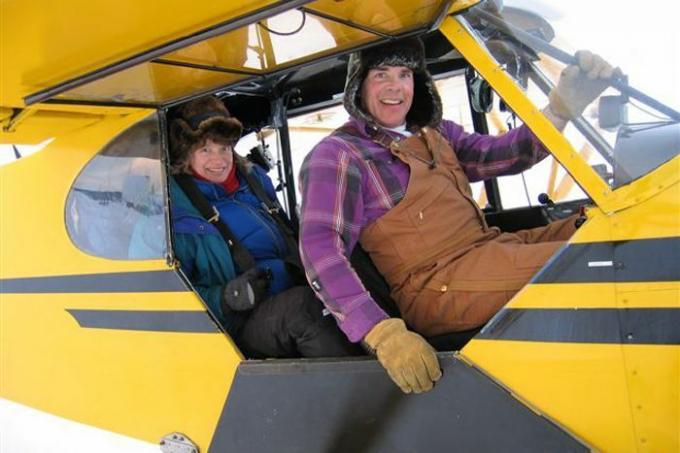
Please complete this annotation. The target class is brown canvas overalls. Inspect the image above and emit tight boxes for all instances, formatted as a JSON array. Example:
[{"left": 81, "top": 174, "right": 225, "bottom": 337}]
[{"left": 358, "top": 126, "right": 576, "bottom": 336}]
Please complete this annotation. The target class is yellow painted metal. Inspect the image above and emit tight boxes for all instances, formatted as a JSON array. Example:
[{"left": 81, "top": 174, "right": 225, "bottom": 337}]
[
  {"left": 24, "top": 104, "right": 144, "bottom": 116},
  {"left": 307, "top": 0, "right": 444, "bottom": 34},
  {"left": 0, "top": 108, "right": 12, "bottom": 122},
  {"left": 552, "top": 144, "right": 593, "bottom": 201},
  {"left": 55, "top": 62, "right": 245, "bottom": 105},
  {"left": 509, "top": 283, "right": 616, "bottom": 309},
  {"left": 0, "top": 291, "right": 241, "bottom": 449},
  {"left": 463, "top": 151, "right": 680, "bottom": 451},
  {"left": 0, "top": 105, "right": 151, "bottom": 140},
  {"left": 511, "top": 282, "right": 679, "bottom": 309},
  {"left": 0, "top": 110, "right": 105, "bottom": 145},
  {"left": 439, "top": 16, "right": 612, "bottom": 208},
  {"left": 163, "top": 13, "right": 375, "bottom": 73},
  {"left": 0, "top": 110, "right": 168, "bottom": 278},
  {"left": 546, "top": 158, "right": 558, "bottom": 198},
  {"left": 3, "top": 0, "right": 451, "bottom": 107},
  {"left": 462, "top": 341, "right": 678, "bottom": 452},
  {"left": 599, "top": 155, "right": 680, "bottom": 214},
  {"left": 448, "top": 24, "right": 680, "bottom": 444},
  {"left": 0, "top": 0, "right": 277, "bottom": 107},
  {"left": 575, "top": 176, "right": 680, "bottom": 244},
  {"left": 617, "top": 302, "right": 680, "bottom": 453},
  {"left": 255, "top": 15, "right": 278, "bottom": 70},
  {"left": 50, "top": 0, "right": 454, "bottom": 104},
  {"left": 0, "top": 108, "right": 36, "bottom": 133},
  {"left": 0, "top": 108, "right": 243, "bottom": 449},
  {"left": 447, "top": 0, "right": 482, "bottom": 15}
]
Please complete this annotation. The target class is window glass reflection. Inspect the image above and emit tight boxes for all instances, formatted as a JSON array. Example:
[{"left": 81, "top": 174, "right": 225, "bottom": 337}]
[{"left": 65, "top": 115, "right": 167, "bottom": 260}]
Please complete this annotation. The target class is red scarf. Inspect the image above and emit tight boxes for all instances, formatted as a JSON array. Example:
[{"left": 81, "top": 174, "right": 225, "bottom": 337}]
[{"left": 192, "top": 164, "right": 240, "bottom": 194}]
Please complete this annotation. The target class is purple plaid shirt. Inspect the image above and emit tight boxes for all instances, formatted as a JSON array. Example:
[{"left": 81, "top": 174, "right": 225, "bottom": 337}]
[{"left": 299, "top": 116, "right": 548, "bottom": 341}]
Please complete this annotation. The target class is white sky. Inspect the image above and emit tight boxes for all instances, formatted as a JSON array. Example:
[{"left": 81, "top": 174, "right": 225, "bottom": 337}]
[{"left": 508, "top": 0, "right": 680, "bottom": 110}]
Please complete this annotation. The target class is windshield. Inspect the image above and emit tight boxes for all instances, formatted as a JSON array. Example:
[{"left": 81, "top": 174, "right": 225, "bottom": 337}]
[{"left": 461, "top": 0, "right": 680, "bottom": 188}]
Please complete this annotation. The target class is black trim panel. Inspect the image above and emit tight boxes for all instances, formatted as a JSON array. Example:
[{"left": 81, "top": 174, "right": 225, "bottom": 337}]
[
  {"left": 533, "top": 237, "right": 680, "bottom": 284},
  {"left": 479, "top": 308, "right": 680, "bottom": 344},
  {"left": 67, "top": 309, "right": 218, "bottom": 333},
  {"left": 152, "top": 58, "right": 261, "bottom": 76},
  {"left": 209, "top": 354, "right": 588, "bottom": 452},
  {"left": 0, "top": 270, "right": 189, "bottom": 293}
]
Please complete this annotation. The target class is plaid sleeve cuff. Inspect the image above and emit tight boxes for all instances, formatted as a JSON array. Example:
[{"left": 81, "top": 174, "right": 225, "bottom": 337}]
[{"left": 337, "top": 298, "right": 390, "bottom": 342}]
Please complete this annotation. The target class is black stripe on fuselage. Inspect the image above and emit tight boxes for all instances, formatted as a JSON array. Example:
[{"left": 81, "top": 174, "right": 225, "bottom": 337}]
[
  {"left": 478, "top": 308, "right": 680, "bottom": 344},
  {"left": 0, "top": 270, "right": 189, "bottom": 293},
  {"left": 67, "top": 309, "right": 219, "bottom": 333},
  {"left": 532, "top": 236, "right": 680, "bottom": 284}
]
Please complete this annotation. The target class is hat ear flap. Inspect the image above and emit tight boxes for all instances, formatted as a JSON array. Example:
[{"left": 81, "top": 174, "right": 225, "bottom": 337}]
[
  {"left": 343, "top": 53, "right": 375, "bottom": 125},
  {"left": 407, "top": 73, "right": 442, "bottom": 128},
  {"left": 169, "top": 118, "right": 199, "bottom": 167}
]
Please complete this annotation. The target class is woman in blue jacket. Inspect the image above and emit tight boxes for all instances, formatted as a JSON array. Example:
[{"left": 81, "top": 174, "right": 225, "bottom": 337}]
[{"left": 168, "top": 96, "right": 356, "bottom": 358}]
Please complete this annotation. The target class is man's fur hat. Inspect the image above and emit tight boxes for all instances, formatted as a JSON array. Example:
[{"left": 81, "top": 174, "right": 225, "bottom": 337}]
[
  {"left": 344, "top": 37, "right": 443, "bottom": 129},
  {"left": 169, "top": 95, "right": 243, "bottom": 169}
]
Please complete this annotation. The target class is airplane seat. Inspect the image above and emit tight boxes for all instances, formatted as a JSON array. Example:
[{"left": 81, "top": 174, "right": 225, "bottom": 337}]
[
  {"left": 349, "top": 244, "right": 401, "bottom": 318},
  {"left": 349, "top": 244, "right": 479, "bottom": 352},
  {"left": 426, "top": 328, "right": 481, "bottom": 351}
]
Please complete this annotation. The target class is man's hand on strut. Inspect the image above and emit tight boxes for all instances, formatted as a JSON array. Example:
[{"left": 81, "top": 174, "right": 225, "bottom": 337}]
[
  {"left": 548, "top": 50, "right": 621, "bottom": 122},
  {"left": 363, "top": 318, "right": 442, "bottom": 393}
]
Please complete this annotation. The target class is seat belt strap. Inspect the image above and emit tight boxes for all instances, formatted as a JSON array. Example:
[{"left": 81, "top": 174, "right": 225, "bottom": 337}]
[
  {"left": 237, "top": 163, "right": 303, "bottom": 270},
  {"left": 174, "top": 173, "right": 257, "bottom": 272}
]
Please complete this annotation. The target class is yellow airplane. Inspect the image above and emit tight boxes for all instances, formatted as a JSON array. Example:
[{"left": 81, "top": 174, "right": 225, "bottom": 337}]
[{"left": 1, "top": 1, "right": 678, "bottom": 452}]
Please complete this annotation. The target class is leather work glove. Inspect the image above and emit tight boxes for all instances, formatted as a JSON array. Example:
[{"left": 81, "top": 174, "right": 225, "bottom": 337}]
[
  {"left": 221, "top": 267, "right": 271, "bottom": 312},
  {"left": 363, "top": 318, "right": 442, "bottom": 394},
  {"left": 548, "top": 50, "right": 621, "bottom": 120}
]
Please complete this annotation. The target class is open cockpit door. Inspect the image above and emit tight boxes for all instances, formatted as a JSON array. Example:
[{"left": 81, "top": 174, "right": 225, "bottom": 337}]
[{"left": 2, "top": 0, "right": 469, "bottom": 109}]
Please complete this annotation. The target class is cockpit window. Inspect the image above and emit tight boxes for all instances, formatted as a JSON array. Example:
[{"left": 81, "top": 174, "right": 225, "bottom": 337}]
[
  {"left": 65, "top": 114, "right": 168, "bottom": 259},
  {"left": 461, "top": 0, "right": 680, "bottom": 188}
]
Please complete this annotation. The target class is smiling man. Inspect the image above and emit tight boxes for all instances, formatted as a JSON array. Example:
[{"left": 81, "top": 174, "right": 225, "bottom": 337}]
[
  {"left": 298, "top": 38, "right": 616, "bottom": 394},
  {"left": 360, "top": 65, "right": 414, "bottom": 128}
]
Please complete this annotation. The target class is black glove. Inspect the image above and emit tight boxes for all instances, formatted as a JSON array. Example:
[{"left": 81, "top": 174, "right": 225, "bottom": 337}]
[{"left": 221, "top": 268, "right": 271, "bottom": 312}]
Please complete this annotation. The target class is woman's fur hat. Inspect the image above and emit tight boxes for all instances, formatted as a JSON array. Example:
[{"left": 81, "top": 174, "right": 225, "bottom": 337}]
[
  {"left": 169, "top": 95, "right": 243, "bottom": 169},
  {"left": 344, "top": 37, "right": 443, "bottom": 129}
]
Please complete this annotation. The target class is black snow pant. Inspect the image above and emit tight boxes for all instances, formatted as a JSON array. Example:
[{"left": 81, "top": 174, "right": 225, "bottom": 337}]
[{"left": 237, "top": 286, "right": 362, "bottom": 359}]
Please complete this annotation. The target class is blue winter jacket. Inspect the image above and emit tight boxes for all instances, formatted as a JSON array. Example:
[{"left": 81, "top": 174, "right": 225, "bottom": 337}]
[{"left": 170, "top": 165, "right": 293, "bottom": 335}]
